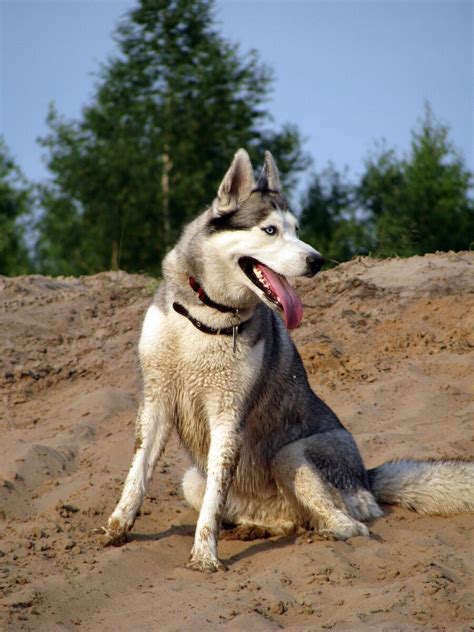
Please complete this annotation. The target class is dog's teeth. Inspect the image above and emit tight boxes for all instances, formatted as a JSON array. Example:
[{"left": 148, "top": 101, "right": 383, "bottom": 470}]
[
  {"left": 253, "top": 265, "right": 277, "bottom": 299},
  {"left": 255, "top": 269, "right": 268, "bottom": 288}
]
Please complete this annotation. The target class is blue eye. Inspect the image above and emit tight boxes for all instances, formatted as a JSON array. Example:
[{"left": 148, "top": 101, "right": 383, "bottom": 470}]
[{"left": 263, "top": 225, "right": 277, "bottom": 236}]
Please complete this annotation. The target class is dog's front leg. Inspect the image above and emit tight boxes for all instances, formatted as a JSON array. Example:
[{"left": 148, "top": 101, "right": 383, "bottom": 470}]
[
  {"left": 103, "top": 395, "right": 172, "bottom": 545},
  {"left": 187, "top": 422, "right": 241, "bottom": 572}
]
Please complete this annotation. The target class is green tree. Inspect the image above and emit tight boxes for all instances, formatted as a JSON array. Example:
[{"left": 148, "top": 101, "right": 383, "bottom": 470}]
[
  {"left": 301, "top": 106, "right": 474, "bottom": 264},
  {"left": 300, "top": 164, "right": 369, "bottom": 263},
  {"left": 359, "top": 107, "right": 474, "bottom": 257},
  {"left": 36, "top": 0, "right": 307, "bottom": 275},
  {"left": 357, "top": 143, "right": 406, "bottom": 256},
  {"left": 0, "top": 138, "right": 32, "bottom": 275}
]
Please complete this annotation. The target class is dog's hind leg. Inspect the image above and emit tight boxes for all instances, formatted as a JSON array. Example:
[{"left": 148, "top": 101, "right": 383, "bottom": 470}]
[
  {"left": 272, "top": 435, "right": 375, "bottom": 540},
  {"left": 182, "top": 465, "right": 206, "bottom": 512},
  {"left": 103, "top": 395, "right": 172, "bottom": 545},
  {"left": 183, "top": 466, "right": 299, "bottom": 540}
]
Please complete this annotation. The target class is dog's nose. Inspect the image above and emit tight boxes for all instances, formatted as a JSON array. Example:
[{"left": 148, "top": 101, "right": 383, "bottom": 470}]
[{"left": 306, "top": 254, "right": 325, "bottom": 276}]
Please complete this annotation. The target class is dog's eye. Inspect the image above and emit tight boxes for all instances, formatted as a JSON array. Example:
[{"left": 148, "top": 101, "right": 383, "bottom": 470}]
[
  {"left": 295, "top": 225, "right": 300, "bottom": 235},
  {"left": 263, "top": 226, "right": 277, "bottom": 236}
]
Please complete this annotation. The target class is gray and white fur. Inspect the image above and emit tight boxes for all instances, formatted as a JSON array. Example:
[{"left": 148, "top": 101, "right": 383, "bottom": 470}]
[{"left": 101, "top": 149, "right": 474, "bottom": 572}]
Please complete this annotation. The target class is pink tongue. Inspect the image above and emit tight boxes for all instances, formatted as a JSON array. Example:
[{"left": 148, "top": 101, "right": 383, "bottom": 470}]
[{"left": 256, "top": 263, "right": 304, "bottom": 330}]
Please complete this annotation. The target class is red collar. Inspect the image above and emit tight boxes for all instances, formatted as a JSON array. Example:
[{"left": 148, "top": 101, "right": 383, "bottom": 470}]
[{"left": 188, "top": 276, "right": 239, "bottom": 314}]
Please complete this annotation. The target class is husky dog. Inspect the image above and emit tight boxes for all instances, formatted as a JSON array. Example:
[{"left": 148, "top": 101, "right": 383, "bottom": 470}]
[{"left": 101, "top": 149, "right": 474, "bottom": 572}]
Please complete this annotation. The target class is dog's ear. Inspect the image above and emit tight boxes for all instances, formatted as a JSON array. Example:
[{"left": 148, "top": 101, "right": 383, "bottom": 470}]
[
  {"left": 255, "top": 150, "right": 281, "bottom": 192},
  {"left": 214, "top": 149, "right": 255, "bottom": 215}
]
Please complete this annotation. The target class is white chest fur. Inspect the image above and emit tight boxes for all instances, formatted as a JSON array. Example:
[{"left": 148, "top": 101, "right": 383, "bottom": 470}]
[{"left": 138, "top": 303, "right": 264, "bottom": 461}]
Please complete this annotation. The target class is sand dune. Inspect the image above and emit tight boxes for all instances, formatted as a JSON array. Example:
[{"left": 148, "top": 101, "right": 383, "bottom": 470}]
[{"left": 1, "top": 252, "right": 473, "bottom": 631}]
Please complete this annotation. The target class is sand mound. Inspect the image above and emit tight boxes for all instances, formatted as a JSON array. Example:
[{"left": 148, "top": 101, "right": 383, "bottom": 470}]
[{"left": 1, "top": 253, "right": 472, "bottom": 631}]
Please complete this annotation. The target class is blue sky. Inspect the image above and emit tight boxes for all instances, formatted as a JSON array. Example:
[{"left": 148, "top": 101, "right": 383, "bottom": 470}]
[{"left": 1, "top": 0, "right": 472, "bottom": 202}]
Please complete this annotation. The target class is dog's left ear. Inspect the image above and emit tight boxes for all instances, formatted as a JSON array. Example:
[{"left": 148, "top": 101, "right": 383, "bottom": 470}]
[
  {"left": 255, "top": 150, "right": 282, "bottom": 193},
  {"left": 214, "top": 148, "right": 255, "bottom": 216}
]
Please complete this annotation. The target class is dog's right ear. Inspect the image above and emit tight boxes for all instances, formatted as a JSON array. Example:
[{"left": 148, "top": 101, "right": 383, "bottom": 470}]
[{"left": 213, "top": 149, "right": 255, "bottom": 216}]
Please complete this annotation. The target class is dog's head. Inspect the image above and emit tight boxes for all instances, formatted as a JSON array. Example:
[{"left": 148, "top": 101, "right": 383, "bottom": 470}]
[{"left": 200, "top": 149, "right": 324, "bottom": 330}]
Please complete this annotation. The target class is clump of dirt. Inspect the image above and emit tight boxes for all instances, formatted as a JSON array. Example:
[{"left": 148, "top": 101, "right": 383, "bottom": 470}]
[{"left": 1, "top": 253, "right": 473, "bottom": 631}]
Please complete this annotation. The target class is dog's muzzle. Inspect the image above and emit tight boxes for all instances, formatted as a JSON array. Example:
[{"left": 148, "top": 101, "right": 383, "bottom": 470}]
[{"left": 305, "top": 254, "right": 325, "bottom": 277}]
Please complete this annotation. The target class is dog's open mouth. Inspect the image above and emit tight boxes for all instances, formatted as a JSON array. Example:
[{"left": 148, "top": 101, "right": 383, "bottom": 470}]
[{"left": 239, "top": 257, "right": 304, "bottom": 330}]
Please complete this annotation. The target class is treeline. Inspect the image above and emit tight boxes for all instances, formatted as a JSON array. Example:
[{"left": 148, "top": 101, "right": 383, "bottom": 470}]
[
  {"left": 300, "top": 109, "right": 474, "bottom": 263},
  {"left": 1, "top": 0, "right": 473, "bottom": 277}
]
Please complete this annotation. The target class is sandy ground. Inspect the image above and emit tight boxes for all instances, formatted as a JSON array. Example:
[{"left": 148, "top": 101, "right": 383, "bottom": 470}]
[{"left": 0, "top": 251, "right": 473, "bottom": 632}]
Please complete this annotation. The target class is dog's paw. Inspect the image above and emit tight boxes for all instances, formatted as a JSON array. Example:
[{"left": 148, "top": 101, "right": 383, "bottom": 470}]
[
  {"left": 320, "top": 513, "right": 370, "bottom": 541},
  {"left": 186, "top": 551, "right": 228, "bottom": 573},
  {"left": 94, "top": 518, "right": 131, "bottom": 547},
  {"left": 343, "top": 489, "right": 384, "bottom": 522}
]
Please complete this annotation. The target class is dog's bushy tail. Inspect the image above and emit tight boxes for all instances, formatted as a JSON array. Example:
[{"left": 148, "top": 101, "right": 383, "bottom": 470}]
[{"left": 368, "top": 458, "right": 474, "bottom": 516}]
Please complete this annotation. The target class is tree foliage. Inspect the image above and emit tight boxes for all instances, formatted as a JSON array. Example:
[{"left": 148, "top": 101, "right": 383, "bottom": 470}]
[
  {"left": 36, "top": 0, "right": 308, "bottom": 275},
  {"left": 299, "top": 164, "right": 369, "bottom": 263},
  {"left": 0, "top": 138, "right": 32, "bottom": 275},
  {"left": 301, "top": 106, "right": 474, "bottom": 262}
]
